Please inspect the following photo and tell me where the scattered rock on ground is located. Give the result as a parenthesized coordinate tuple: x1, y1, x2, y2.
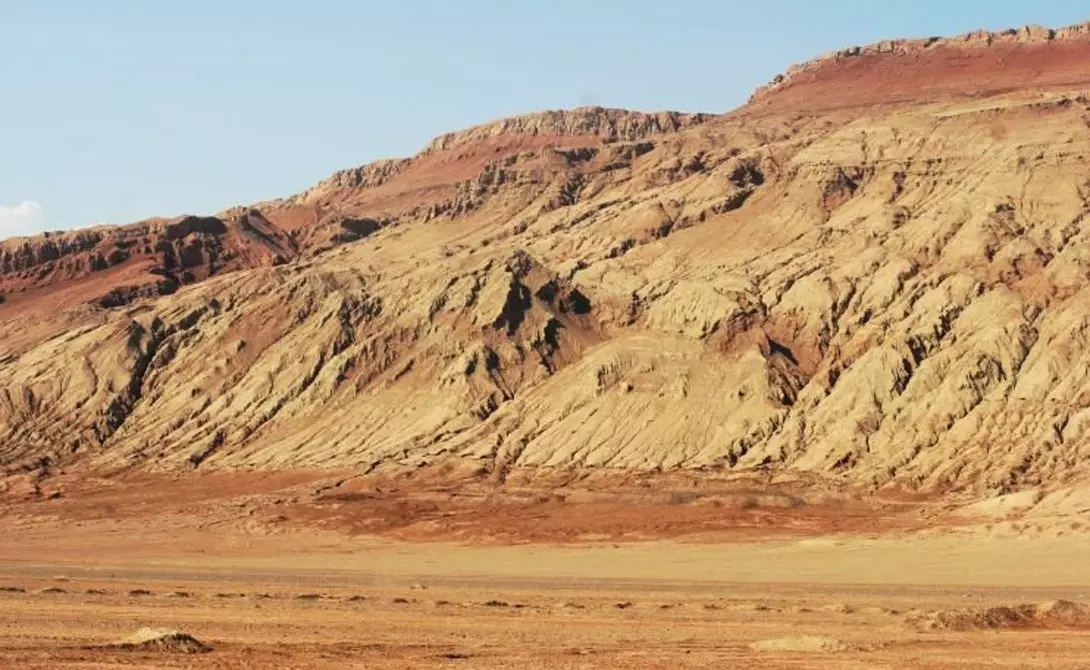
(908, 600, 1090, 631)
(37, 587, 66, 594)
(750, 635, 850, 653)
(118, 627, 211, 654)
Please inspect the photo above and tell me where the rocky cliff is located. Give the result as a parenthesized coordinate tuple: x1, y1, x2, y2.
(0, 210, 297, 319)
(748, 21, 1090, 113)
(5, 23, 1090, 499)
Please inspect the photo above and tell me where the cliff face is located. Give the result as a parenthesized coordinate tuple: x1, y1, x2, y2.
(421, 107, 714, 154)
(0, 210, 297, 318)
(5, 23, 1090, 497)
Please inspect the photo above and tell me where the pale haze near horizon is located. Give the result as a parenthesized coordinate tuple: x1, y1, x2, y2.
(0, 0, 1086, 238)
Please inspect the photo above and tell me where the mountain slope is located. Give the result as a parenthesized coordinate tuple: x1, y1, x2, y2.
(5, 23, 1090, 497)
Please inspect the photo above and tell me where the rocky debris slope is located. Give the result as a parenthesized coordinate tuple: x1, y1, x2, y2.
(907, 600, 1090, 631)
(5, 23, 1090, 497)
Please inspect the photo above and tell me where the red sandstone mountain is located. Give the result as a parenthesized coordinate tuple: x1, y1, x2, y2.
(5, 23, 1090, 509)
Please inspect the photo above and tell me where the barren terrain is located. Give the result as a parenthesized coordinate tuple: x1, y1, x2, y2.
(1, 472, 1090, 668)
(7, 24, 1090, 495)
(5, 20, 1090, 669)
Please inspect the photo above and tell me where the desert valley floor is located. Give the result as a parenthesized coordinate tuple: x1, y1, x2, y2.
(1, 472, 1089, 669)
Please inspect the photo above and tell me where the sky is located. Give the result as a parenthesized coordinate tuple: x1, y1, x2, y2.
(1, 1, 1087, 237)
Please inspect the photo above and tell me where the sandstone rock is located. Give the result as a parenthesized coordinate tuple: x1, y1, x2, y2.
(908, 600, 1090, 631)
(0, 210, 297, 321)
(749, 20, 1090, 111)
(118, 627, 210, 653)
(4, 21, 1090, 501)
(422, 107, 712, 154)
(750, 635, 849, 653)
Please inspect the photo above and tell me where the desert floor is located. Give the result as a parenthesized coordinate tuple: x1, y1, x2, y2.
(1, 472, 1089, 668)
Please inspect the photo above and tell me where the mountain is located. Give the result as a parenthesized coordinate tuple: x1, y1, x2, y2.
(5, 22, 1090, 500)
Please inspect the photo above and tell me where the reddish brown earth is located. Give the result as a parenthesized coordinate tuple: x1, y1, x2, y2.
(0, 210, 296, 319)
(747, 23, 1090, 113)
(2, 472, 1090, 669)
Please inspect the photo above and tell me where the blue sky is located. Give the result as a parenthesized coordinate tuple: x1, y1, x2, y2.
(1, 1, 1086, 236)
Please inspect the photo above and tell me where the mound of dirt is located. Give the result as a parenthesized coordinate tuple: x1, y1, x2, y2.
(908, 600, 1090, 631)
(117, 627, 211, 653)
(36, 587, 66, 594)
(750, 635, 849, 653)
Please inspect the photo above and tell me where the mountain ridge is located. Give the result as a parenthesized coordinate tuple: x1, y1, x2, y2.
(747, 20, 1090, 113)
(5, 20, 1090, 508)
(754, 20, 1090, 97)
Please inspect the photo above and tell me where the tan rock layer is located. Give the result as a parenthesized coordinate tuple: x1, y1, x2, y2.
(422, 107, 714, 154)
(5, 22, 1090, 498)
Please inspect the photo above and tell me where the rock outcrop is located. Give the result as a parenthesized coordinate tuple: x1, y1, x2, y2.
(748, 22, 1090, 112)
(0, 209, 297, 317)
(422, 107, 714, 154)
(115, 627, 211, 653)
(908, 600, 1090, 631)
(5, 22, 1090, 499)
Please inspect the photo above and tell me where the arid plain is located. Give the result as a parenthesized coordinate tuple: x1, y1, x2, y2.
(2, 470, 1090, 668)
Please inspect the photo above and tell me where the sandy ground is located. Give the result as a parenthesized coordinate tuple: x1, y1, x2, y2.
(2, 474, 1090, 668)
